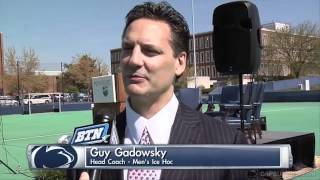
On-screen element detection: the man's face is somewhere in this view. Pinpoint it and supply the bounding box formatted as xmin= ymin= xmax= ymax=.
xmin=121 ymin=18 xmax=185 ymax=98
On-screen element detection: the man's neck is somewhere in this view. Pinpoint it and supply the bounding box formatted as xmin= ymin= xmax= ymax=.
xmin=129 ymin=88 xmax=174 ymax=119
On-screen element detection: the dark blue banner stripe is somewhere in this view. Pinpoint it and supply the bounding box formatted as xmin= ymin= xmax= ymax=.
xmin=27 ymin=144 xmax=292 ymax=169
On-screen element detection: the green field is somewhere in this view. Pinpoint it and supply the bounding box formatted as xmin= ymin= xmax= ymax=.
xmin=0 ymin=102 xmax=319 ymax=179
xmin=0 ymin=111 xmax=92 ymax=179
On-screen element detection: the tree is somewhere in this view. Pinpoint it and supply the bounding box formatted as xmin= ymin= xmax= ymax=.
xmin=96 ymin=59 xmax=109 ymax=76
xmin=267 ymin=21 xmax=320 ymax=78
xmin=3 ymin=47 xmax=18 ymax=94
xmin=62 ymin=54 xmax=109 ymax=93
xmin=4 ymin=47 xmax=17 ymax=75
xmin=4 ymin=47 xmax=48 ymax=95
xmin=174 ymin=65 xmax=194 ymax=89
xmin=20 ymin=48 xmax=48 ymax=93
xmin=21 ymin=48 xmax=40 ymax=75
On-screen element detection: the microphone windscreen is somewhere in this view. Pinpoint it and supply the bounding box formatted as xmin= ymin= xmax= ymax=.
xmin=57 ymin=135 xmax=72 ymax=144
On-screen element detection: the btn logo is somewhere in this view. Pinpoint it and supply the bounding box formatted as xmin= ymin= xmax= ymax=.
xmin=71 ymin=123 xmax=110 ymax=144
xmin=31 ymin=145 xmax=77 ymax=168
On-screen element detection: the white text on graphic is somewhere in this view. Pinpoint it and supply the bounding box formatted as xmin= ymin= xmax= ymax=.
xmin=90 ymin=147 xmax=111 ymax=159
xmin=114 ymin=147 xmax=167 ymax=159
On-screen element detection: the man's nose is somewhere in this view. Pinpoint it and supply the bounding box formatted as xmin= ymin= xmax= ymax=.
xmin=127 ymin=46 xmax=144 ymax=67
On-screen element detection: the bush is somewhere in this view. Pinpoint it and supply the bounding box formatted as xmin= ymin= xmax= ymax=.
xmin=34 ymin=170 xmax=66 ymax=180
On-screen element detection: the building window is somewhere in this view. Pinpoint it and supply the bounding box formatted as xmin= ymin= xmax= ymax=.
xmin=209 ymin=35 xmax=213 ymax=48
xmin=114 ymin=52 xmax=117 ymax=62
xmin=200 ymin=52 xmax=205 ymax=63
xmin=189 ymin=52 xmax=193 ymax=65
xmin=189 ymin=39 xmax=193 ymax=51
xmin=204 ymin=51 xmax=207 ymax=63
xmin=205 ymin=51 xmax=210 ymax=63
xmin=205 ymin=36 xmax=209 ymax=48
xmin=116 ymin=52 xmax=120 ymax=62
xmin=212 ymin=65 xmax=216 ymax=78
xmin=195 ymin=38 xmax=199 ymax=49
xmin=206 ymin=66 xmax=210 ymax=76
xmin=262 ymin=33 xmax=268 ymax=46
xmin=197 ymin=67 xmax=201 ymax=76
xmin=118 ymin=51 xmax=121 ymax=61
xmin=267 ymin=64 xmax=272 ymax=76
xmin=210 ymin=50 xmax=214 ymax=62
xmin=199 ymin=37 xmax=204 ymax=49
xmin=196 ymin=52 xmax=199 ymax=64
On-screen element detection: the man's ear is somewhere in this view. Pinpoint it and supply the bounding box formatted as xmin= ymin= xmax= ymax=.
xmin=175 ymin=51 xmax=187 ymax=77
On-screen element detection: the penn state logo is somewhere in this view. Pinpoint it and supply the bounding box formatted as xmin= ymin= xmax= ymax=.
xmin=31 ymin=145 xmax=77 ymax=168
xmin=102 ymin=86 xmax=108 ymax=97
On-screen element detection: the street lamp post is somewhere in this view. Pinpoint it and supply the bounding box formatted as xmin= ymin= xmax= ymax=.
xmin=17 ymin=60 xmax=21 ymax=106
xmin=191 ymin=0 xmax=197 ymax=88
xmin=60 ymin=61 xmax=63 ymax=93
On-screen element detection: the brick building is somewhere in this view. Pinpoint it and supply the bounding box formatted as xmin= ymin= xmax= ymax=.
xmin=34 ymin=71 xmax=62 ymax=93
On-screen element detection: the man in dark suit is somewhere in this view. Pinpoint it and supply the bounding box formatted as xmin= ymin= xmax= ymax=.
xmin=79 ymin=1 xmax=248 ymax=180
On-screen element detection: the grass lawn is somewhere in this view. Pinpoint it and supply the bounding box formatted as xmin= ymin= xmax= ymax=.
xmin=1 ymin=102 xmax=319 ymax=179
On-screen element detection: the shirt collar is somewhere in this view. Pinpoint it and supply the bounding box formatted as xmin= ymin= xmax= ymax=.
xmin=125 ymin=94 xmax=179 ymax=144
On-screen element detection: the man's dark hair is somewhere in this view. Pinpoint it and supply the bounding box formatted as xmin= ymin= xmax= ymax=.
xmin=122 ymin=1 xmax=190 ymax=58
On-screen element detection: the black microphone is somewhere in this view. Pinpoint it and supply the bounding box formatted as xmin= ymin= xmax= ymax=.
xmin=65 ymin=114 xmax=119 ymax=180
xmin=90 ymin=115 xmax=120 ymax=180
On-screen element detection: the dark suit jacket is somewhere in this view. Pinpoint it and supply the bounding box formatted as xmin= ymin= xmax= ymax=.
xmin=99 ymin=103 xmax=249 ymax=180
xmin=67 ymin=103 xmax=248 ymax=179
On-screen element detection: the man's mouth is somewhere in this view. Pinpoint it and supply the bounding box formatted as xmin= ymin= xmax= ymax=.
xmin=127 ymin=73 xmax=147 ymax=83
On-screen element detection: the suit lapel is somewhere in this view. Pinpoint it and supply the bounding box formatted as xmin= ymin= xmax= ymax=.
xmin=116 ymin=110 xmax=127 ymax=144
xmin=168 ymin=103 xmax=202 ymax=144
xmin=161 ymin=103 xmax=202 ymax=180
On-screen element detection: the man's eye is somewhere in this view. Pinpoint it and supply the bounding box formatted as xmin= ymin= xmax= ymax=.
xmin=121 ymin=47 xmax=132 ymax=55
xmin=122 ymin=46 xmax=132 ymax=51
xmin=142 ymin=49 xmax=160 ymax=57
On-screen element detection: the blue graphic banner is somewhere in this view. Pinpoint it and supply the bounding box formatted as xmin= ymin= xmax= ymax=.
xmin=27 ymin=145 xmax=292 ymax=169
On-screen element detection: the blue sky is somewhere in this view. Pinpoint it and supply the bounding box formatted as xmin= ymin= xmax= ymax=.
xmin=0 ymin=0 xmax=319 ymax=70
